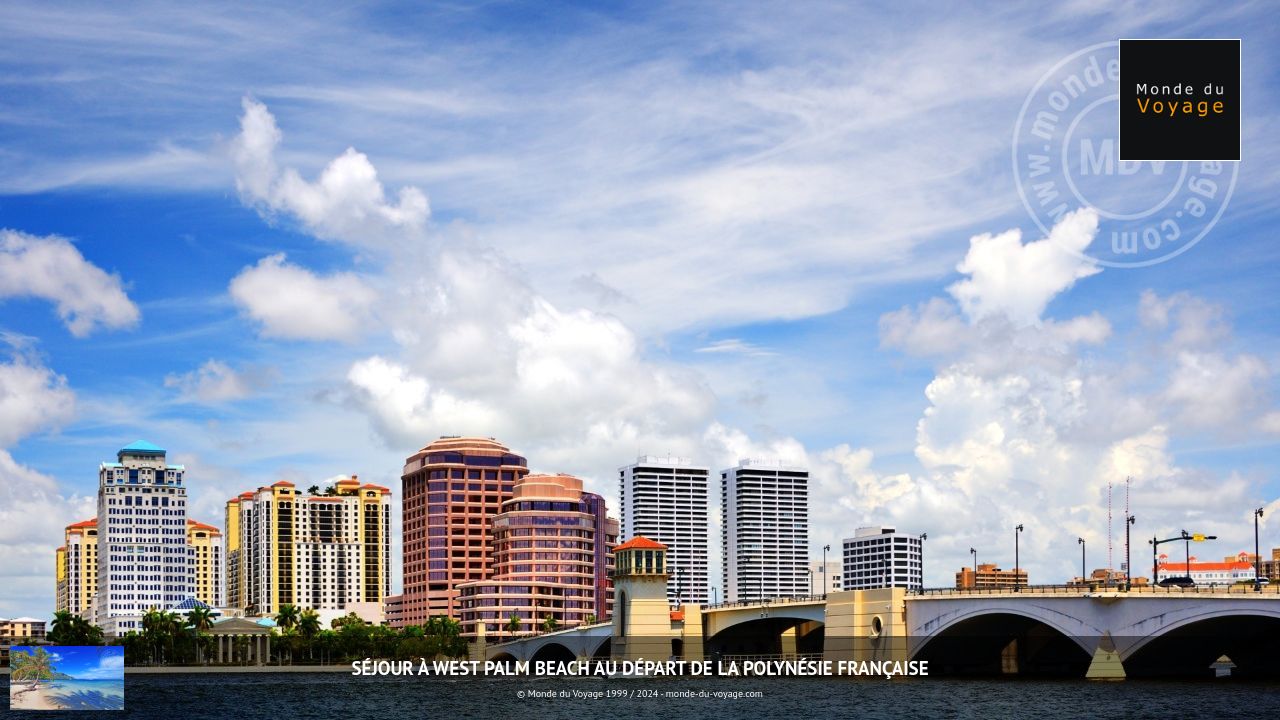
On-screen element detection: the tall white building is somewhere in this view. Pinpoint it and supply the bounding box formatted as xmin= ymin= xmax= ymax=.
xmin=841 ymin=526 xmax=923 ymax=591
xmin=721 ymin=459 xmax=809 ymax=602
xmin=619 ymin=456 xmax=710 ymax=605
xmin=94 ymin=441 xmax=191 ymax=635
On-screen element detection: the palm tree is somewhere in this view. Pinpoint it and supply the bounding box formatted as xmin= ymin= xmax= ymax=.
xmin=275 ymin=604 xmax=300 ymax=632
xmin=506 ymin=612 xmax=522 ymax=637
xmin=50 ymin=610 xmax=75 ymax=643
xmin=141 ymin=607 xmax=164 ymax=664
xmin=187 ymin=607 xmax=214 ymax=664
xmin=541 ymin=614 xmax=558 ymax=634
xmin=11 ymin=647 xmax=55 ymax=689
xmin=299 ymin=609 xmax=321 ymax=661
xmin=162 ymin=612 xmax=182 ymax=664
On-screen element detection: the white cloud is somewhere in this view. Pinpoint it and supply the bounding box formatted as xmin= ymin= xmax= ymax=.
xmin=0 ymin=230 xmax=139 ymax=337
xmin=1164 ymin=351 xmax=1270 ymax=429
xmin=228 ymin=253 xmax=378 ymax=342
xmin=231 ymin=97 xmax=429 ymax=248
xmin=0 ymin=449 xmax=95 ymax=618
xmin=947 ymin=208 xmax=1101 ymax=327
xmin=0 ymin=348 xmax=76 ymax=447
xmin=164 ymin=359 xmax=273 ymax=403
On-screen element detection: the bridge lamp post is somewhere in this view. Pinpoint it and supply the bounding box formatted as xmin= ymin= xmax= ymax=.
xmin=1125 ymin=515 xmax=1136 ymax=592
xmin=1014 ymin=524 xmax=1024 ymax=592
xmin=1255 ymin=507 xmax=1265 ymax=592
xmin=918 ymin=533 xmax=927 ymax=594
xmin=970 ymin=547 xmax=977 ymax=589
xmin=1078 ymin=537 xmax=1086 ymax=586
xmin=822 ymin=544 xmax=830 ymax=599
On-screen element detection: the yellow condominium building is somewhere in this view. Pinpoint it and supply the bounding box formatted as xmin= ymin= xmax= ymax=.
xmin=226 ymin=476 xmax=391 ymax=615
xmin=55 ymin=518 xmax=99 ymax=617
xmin=187 ymin=519 xmax=225 ymax=608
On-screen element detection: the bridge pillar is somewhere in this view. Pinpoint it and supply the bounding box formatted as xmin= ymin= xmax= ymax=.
xmin=470 ymin=621 xmax=487 ymax=662
xmin=680 ymin=604 xmax=704 ymax=661
xmin=823 ymin=588 xmax=908 ymax=664
xmin=780 ymin=627 xmax=797 ymax=655
xmin=1084 ymin=633 xmax=1125 ymax=680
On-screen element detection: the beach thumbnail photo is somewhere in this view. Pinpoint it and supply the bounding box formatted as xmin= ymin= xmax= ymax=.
xmin=8 ymin=646 xmax=124 ymax=711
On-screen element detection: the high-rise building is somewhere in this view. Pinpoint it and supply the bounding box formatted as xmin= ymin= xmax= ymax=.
xmin=458 ymin=473 xmax=617 ymax=639
xmin=186 ymin=520 xmax=225 ymax=608
xmin=841 ymin=526 xmax=923 ymax=591
xmin=225 ymin=476 xmax=391 ymax=615
xmin=94 ymin=441 xmax=191 ymax=635
xmin=399 ymin=436 xmax=529 ymax=627
xmin=720 ymin=459 xmax=810 ymax=602
xmin=955 ymin=563 xmax=1028 ymax=589
xmin=55 ymin=518 xmax=98 ymax=617
xmin=619 ymin=456 xmax=709 ymax=605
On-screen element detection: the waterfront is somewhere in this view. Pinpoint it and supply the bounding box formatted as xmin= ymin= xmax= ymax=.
xmin=3 ymin=672 xmax=1274 ymax=719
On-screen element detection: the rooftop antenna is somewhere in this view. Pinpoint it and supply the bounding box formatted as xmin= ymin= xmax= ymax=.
xmin=1107 ymin=481 xmax=1113 ymax=584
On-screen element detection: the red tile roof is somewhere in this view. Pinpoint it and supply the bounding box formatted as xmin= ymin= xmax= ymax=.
xmin=615 ymin=536 xmax=667 ymax=551
xmin=66 ymin=518 xmax=97 ymax=530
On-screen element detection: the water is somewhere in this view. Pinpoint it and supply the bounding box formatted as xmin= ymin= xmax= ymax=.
xmin=5 ymin=673 xmax=1275 ymax=719
xmin=9 ymin=678 xmax=125 ymax=711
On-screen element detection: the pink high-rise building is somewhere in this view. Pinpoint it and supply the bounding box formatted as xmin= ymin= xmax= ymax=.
xmin=458 ymin=473 xmax=618 ymax=639
xmin=398 ymin=437 xmax=529 ymax=627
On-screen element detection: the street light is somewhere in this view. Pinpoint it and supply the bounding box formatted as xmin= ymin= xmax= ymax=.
xmin=1256 ymin=507 xmax=1265 ymax=592
xmin=1014 ymin=524 xmax=1024 ymax=591
xmin=1152 ymin=530 xmax=1217 ymax=585
xmin=918 ymin=533 xmax=928 ymax=594
xmin=1078 ymin=537 xmax=1086 ymax=586
xmin=1125 ymin=515 xmax=1136 ymax=591
xmin=970 ymin=547 xmax=977 ymax=588
xmin=822 ymin=544 xmax=830 ymax=599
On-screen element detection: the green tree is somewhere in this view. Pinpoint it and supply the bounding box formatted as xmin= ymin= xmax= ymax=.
xmin=541 ymin=614 xmax=558 ymax=634
xmin=186 ymin=607 xmax=215 ymax=664
xmin=11 ymin=647 xmax=56 ymax=689
xmin=298 ymin=609 xmax=321 ymax=660
xmin=275 ymin=604 xmax=300 ymax=632
xmin=506 ymin=612 xmax=522 ymax=636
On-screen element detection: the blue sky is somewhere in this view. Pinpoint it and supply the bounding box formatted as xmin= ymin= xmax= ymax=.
xmin=12 ymin=646 xmax=123 ymax=680
xmin=2 ymin=1 xmax=1279 ymax=619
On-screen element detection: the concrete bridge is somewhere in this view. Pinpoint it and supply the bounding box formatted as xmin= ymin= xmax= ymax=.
xmin=482 ymin=585 xmax=1280 ymax=678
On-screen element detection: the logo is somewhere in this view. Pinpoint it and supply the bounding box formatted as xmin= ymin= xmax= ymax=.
xmin=1013 ymin=42 xmax=1237 ymax=267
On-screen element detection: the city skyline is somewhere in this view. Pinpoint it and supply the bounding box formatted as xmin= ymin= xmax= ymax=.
xmin=14 ymin=435 xmax=1280 ymax=621
xmin=2 ymin=2 xmax=1280 ymax=625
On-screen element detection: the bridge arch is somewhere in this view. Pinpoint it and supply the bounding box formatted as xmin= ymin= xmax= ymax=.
xmin=910 ymin=607 xmax=1094 ymax=677
xmin=531 ymin=642 xmax=576 ymax=663
xmin=705 ymin=606 xmax=826 ymax=656
xmin=1121 ymin=607 xmax=1280 ymax=678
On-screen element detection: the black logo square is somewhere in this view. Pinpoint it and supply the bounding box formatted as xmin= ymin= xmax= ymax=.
xmin=1119 ymin=39 xmax=1240 ymax=161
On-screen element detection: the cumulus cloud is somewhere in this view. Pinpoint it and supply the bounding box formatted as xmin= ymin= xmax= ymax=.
xmin=864 ymin=212 xmax=1278 ymax=583
xmin=164 ymin=359 xmax=274 ymax=403
xmin=231 ymin=97 xmax=429 ymax=248
xmin=0 ymin=449 xmax=96 ymax=618
xmin=228 ymin=253 xmax=378 ymax=341
xmin=0 ymin=230 xmax=139 ymax=337
xmin=0 ymin=346 xmax=76 ymax=447
xmin=0 ymin=348 xmax=90 ymax=618
xmin=947 ymin=208 xmax=1101 ymax=327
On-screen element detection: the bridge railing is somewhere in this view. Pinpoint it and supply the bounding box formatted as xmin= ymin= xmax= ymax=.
xmin=703 ymin=595 xmax=828 ymax=611
xmin=914 ymin=583 xmax=1280 ymax=597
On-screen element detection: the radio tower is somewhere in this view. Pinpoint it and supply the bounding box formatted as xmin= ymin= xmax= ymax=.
xmin=1107 ymin=482 xmax=1113 ymax=584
